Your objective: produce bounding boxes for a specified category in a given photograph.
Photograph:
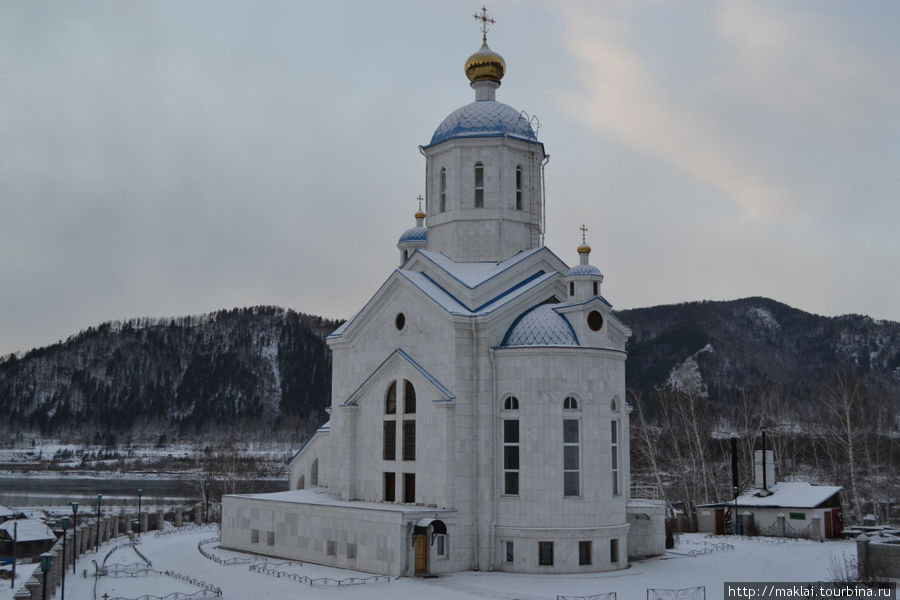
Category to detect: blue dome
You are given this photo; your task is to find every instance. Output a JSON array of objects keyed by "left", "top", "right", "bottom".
[
  {"left": 430, "top": 101, "right": 538, "bottom": 146},
  {"left": 566, "top": 264, "right": 603, "bottom": 277},
  {"left": 502, "top": 305, "right": 579, "bottom": 347},
  {"left": 398, "top": 226, "right": 427, "bottom": 244}
]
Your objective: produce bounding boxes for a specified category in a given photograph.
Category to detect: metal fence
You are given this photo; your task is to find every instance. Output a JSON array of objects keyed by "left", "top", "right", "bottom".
[{"left": 647, "top": 586, "right": 706, "bottom": 600}]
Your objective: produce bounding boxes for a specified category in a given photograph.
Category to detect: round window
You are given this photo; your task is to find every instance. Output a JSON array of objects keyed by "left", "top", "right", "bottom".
[
  {"left": 587, "top": 310, "right": 604, "bottom": 331},
  {"left": 395, "top": 312, "right": 406, "bottom": 331}
]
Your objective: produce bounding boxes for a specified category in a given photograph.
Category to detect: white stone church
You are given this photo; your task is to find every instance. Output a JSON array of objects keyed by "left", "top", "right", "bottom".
[{"left": 222, "top": 25, "right": 664, "bottom": 577}]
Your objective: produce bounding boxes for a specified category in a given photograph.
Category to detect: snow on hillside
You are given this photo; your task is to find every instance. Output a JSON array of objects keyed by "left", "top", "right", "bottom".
[
  {"left": 666, "top": 344, "right": 713, "bottom": 397},
  {"left": 9, "top": 529, "right": 859, "bottom": 600}
]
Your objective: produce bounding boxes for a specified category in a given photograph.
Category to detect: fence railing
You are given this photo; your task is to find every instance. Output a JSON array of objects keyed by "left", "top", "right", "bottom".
[
  {"left": 648, "top": 587, "right": 706, "bottom": 600},
  {"left": 247, "top": 562, "right": 391, "bottom": 586}
]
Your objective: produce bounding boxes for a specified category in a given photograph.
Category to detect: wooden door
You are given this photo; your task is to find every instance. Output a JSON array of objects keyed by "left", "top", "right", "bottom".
[
  {"left": 715, "top": 508, "right": 725, "bottom": 535},
  {"left": 824, "top": 511, "right": 832, "bottom": 538},
  {"left": 414, "top": 534, "right": 427, "bottom": 575}
]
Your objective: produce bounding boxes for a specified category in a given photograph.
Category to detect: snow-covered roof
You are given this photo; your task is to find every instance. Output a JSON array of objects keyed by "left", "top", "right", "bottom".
[
  {"left": 328, "top": 246, "right": 571, "bottom": 341},
  {"left": 502, "top": 304, "right": 579, "bottom": 347},
  {"left": 416, "top": 247, "right": 544, "bottom": 289},
  {"left": 398, "top": 226, "right": 427, "bottom": 244},
  {"left": 735, "top": 482, "right": 842, "bottom": 509},
  {"left": 428, "top": 100, "right": 538, "bottom": 147},
  {"left": 566, "top": 263, "right": 603, "bottom": 277},
  {"left": 0, "top": 504, "right": 13, "bottom": 517},
  {"left": 0, "top": 518, "right": 56, "bottom": 542},
  {"left": 227, "top": 488, "right": 457, "bottom": 516}
]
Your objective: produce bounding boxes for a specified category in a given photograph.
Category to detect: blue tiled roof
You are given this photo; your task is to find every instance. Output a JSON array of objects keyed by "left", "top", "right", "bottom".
[
  {"left": 502, "top": 304, "right": 579, "bottom": 347},
  {"left": 567, "top": 264, "right": 603, "bottom": 277},
  {"left": 398, "top": 226, "right": 427, "bottom": 244},
  {"left": 430, "top": 100, "right": 538, "bottom": 146}
]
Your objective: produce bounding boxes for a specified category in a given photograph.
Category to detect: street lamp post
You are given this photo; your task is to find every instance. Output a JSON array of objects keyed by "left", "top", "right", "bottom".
[
  {"left": 95, "top": 494, "right": 102, "bottom": 552},
  {"left": 60, "top": 516, "right": 69, "bottom": 600},
  {"left": 71, "top": 502, "right": 79, "bottom": 574},
  {"left": 137, "top": 488, "right": 143, "bottom": 537},
  {"left": 204, "top": 482, "right": 210, "bottom": 524},
  {"left": 39, "top": 552, "right": 53, "bottom": 600}
]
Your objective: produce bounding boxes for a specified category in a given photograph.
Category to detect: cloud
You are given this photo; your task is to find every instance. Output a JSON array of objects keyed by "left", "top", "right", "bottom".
[{"left": 554, "top": 1, "right": 900, "bottom": 224}]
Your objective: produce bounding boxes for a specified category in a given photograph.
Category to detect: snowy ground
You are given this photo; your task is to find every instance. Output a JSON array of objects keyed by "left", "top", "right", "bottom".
[{"left": 3, "top": 529, "right": 861, "bottom": 600}]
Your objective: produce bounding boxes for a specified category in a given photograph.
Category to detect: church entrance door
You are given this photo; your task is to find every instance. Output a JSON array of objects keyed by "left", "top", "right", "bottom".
[{"left": 414, "top": 534, "right": 427, "bottom": 575}]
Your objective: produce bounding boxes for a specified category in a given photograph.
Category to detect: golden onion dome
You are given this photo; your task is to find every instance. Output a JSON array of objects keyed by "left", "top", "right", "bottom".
[
  {"left": 465, "top": 42, "right": 506, "bottom": 84},
  {"left": 414, "top": 210, "right": 426, "bottom": 219},
  {"left": 577, "top": 242, "right": 592, "bottom": 255}
]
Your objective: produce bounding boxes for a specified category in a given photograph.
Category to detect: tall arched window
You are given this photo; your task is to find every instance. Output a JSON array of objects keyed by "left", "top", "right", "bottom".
[
  {"left": 440, "top": 167, "right": 447, "bottom": 212},
  {"left": 503, "top": 418, "right": 519, "bottom": 495},
  {"left": 611, "top": 419, "right": 620, "bottom": 496},
  {"left": 563, "top": 419, "right": 580, "bottom": 496},
  {"left": 503, "top": 396, "right": 519, "bottom": 410},
  {"left": 515, "top": 165, "right": 523, "bottom": 210},
  {"left": 310, "top": 458, "right": 319, "bottom": 487},
  {"left": 403, "top": 380, "right": 416, "bottom": 462},
  {"left": 564, "top": 396, "right": 578, "bottom": 410},
  {"left": 474, "top": 162, "right": 484, "bottom": 208},
  {"left": 384, "top": 381, "right": 398, "bottom": 460}
]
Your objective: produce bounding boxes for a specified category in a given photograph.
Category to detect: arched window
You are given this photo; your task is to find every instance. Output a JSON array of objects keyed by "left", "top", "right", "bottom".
[
  {"left": 440, "top": 167, "right": 447, "bottom": 212},
  {"left": 564, "top": 396, "right": 578, "bottom": 410},
  {"left": 474, "top": 162, "right": 484, "bottom": 208},
  {"left": 310, "top": 458, "right": 318, "bottom": 487},
  {"left": 515, "top": 165, "right": 523, "bottom": 210},
  {"left": 403, "top": 250, "right": 408, "bottom": 262},
  {"left": 385, "top": 381, "right": 397, "bottom": 414},
  {"left": 610, "top": 398, "right": 617, "bottom": 412},
  {"left": 404, "top": 380, "right": 416, "bottom": 414},
  {"left": 503, "top": 396, "right": 519, "bottom": 410},
  {"left": 403, "top": 380, "right": 416, "bottom": 462},
  {"left": 569, "top": 282, "right": 575, "bottom": 297},
  {"left": 593, "top": 281, "right": 598, "bottom": 296}
]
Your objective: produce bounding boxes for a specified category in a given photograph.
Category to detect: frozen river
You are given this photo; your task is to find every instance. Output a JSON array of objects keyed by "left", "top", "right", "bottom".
[{"left": 0, "top": 475, "right": 288, "bottom": 508}]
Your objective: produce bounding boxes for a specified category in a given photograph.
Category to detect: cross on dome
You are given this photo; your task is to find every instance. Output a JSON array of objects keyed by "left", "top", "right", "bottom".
[
  {"left": 473, "top": 5, "right": 495, "bottom": 43},
  {"left": 577, "top": 224, "right": 592, "bottom": 259}
]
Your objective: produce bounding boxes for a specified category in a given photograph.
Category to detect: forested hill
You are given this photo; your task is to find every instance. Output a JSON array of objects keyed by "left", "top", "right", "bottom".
[
  {"left": 0, "top": 307, "right": 341, "bottom": 436},
  {"left": 3, "top": 297, "right": 899, "bottom": 439},
  {"left": 616, "top": 296, "right": 900, "bottom": 403}
]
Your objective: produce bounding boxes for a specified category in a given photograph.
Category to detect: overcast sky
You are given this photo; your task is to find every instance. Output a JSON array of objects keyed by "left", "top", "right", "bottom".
[{"left": 2, "top": 1, "right": 898, "bottom": 356}]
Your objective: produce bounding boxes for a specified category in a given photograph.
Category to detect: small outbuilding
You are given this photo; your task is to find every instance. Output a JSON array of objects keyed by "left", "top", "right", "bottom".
[
  {"left": 0, "top": 518, "right": 58, "bottom": 561},
  {"left": 699, "top": 481, "right": 843, "bottom": 540}
]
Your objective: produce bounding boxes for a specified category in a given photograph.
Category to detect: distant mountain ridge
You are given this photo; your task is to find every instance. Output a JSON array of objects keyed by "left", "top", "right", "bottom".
[
  {"left": 0, "top": 306, "right": 340, "bottom": 436},
  {"left": 2, "top": 298, "right": 898, "bottom": 438},
  {"left": 616, "top": 296, "right": 900, "bottom": 403}
]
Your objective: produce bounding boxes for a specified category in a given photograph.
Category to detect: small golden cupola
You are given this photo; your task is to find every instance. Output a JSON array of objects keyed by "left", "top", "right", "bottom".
[
  {"left": 466, "top": 6, "right": 506, "bottom": 101},
  {"left": 397, "top": 195, "right": 428, "bottom": 265},
  {"left": 566, "top": 225, "right": 604, "bottom": 301},
  {"left": 465, "top": 43, "right": 506, "bottom": 85}
]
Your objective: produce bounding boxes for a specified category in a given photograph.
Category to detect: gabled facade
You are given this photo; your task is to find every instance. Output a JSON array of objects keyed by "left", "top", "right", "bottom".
[{"left": 222, "top": 25, "right": 665, "bottom": 577}]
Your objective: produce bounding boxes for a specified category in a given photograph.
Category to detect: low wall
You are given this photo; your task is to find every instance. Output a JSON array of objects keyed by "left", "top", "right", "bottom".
[
  {"left": 857, "top": 538, "right": 900, "bottom": 580},
  {"left": 627, "top": 500, "right": 666, "bottom": 559}
]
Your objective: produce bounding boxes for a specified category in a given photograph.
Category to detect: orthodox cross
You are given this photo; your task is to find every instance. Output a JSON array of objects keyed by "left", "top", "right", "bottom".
[
  {"left": 580, "top": 224, "right": 588, "bottom": 244},
  {"left": 417, "top": 195, "right": 423, "bottom": 212},
  {"left": 473, "top": 5, "right": 495, "bottom": 43}
]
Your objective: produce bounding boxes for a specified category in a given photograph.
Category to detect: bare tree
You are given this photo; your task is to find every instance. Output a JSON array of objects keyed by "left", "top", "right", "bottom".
[{"left": 819, "top": 368, "right": 868, "bottom": 522}]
